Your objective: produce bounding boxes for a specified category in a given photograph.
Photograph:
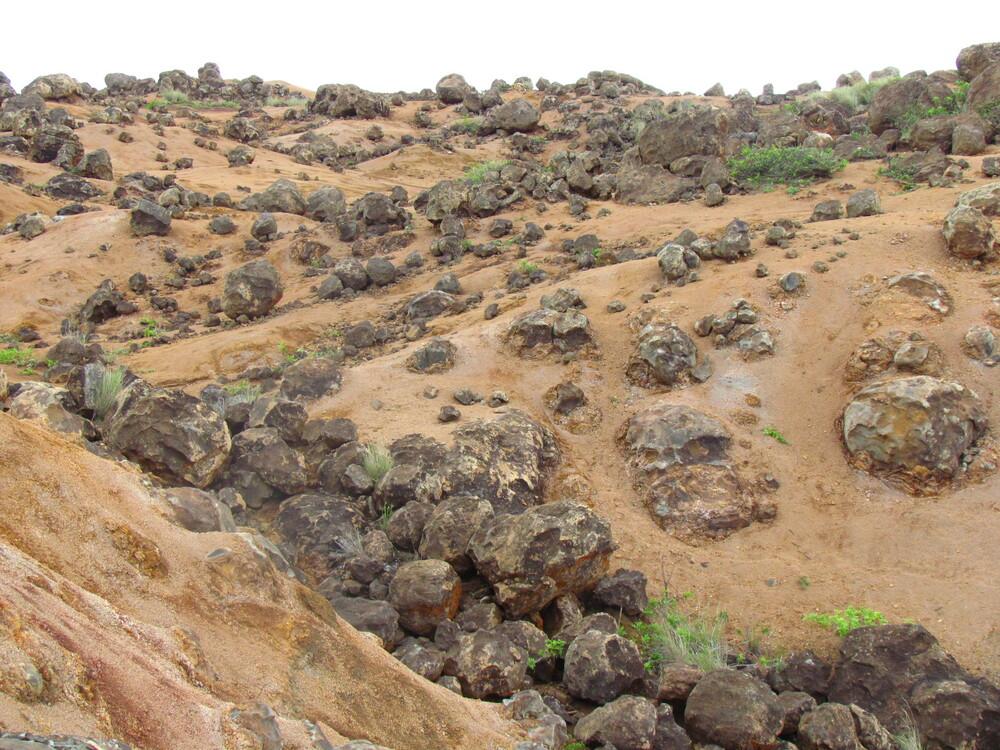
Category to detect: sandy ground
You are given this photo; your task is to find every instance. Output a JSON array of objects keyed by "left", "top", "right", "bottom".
[{"left": 1, "top": 87, "right": 999, "bottom": 703}]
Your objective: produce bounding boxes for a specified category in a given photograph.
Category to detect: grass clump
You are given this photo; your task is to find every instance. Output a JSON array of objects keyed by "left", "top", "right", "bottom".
[
  {"left": 803, "top": 607, "right": 886, "bottom": 636},
  {"left": 87, "top": 366, "right": 127, "bottom": 420},
  {"left": 265, "top": 96, "right": 308, "bottom": 107},
  {"left": 877, "top": 156, "right": 922, "bottom": 192},
  {"left": 763, "top": 426, "right": 790, "bottom": 445},
  {"left": 810, "top": 77, "right": 895, "bottom": 110},
  {"left": 362, "top": 442, "right": 394, "bottom": 483},
  {"left": 629, "top": 592, "right": 729, "bottom": 673},
  {"left": 727, "top": 146, "right": 846, "bottom": 192},
  {"left": 463, "top": 160, "right": 509, "bottom": 183}
]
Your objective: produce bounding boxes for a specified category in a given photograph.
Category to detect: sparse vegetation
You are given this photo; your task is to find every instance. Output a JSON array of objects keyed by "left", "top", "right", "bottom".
[
  {"left": 763, "top": 426, "right": 790, "bottom": 445},
  {"left": 877, "top": 157, "right": 922, "bottom": 192},
  {"left": 265, "top": 96, "right": 307, "bottom": 107},
  {"left": 517, "top": 259, "right": 539, "bottom": 274},
  {"left": 893, "top": 81, "right": 970, "bottom": 137},
  {"left": 87, "top": 366, "right": 127, "bottom": 420},
  {"left": 804, "top": 607, "right": 887, "bottom": 636},
  {"left": 463, "top": 160, "right": 509, "bottom": 183},
  {"left": 727, "top": 146, "right": 846, "bottom": 192},
  {"left": 809, "top": 77, "right": 895, "bottom": 110},
  {"left": 362, "top": 442, "right": 394, "bottom": 483},
  {"left": 627, "top": 591, "right": 729, "bottom": 673}
]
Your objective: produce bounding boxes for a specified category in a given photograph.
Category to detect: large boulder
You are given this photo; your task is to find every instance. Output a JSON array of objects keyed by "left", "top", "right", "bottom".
[
  {"left": 638, "top": 108, "right": 729, "bottom": 167},
  {"left": 869, "top": 76, "right": 953, "bottom": 135},
  {"left": 304, "top": 186, "right": 347, "bottom": 222},
  {"left": 493, "top": 97, "right": 540, "bottom": 132},
  {"left": 956, "top": 182, "right": 1000, "bottom": 217},
  {"left": 574, "top": 695, "right": 691, "bottom": 750},
  {"left": 442, "top": 630, "right": 527, "bottom": 699},
  {"left": 562, "top": 630, "right": 645, "bottom": 704},
  {"left": 636, "top": 322, "right": 698, "bottom": 385},
  {"left": 274, "top": 492, "right": 363, "bottom": 564},
  {"left": 614, "top": 166, "right": 697, "bottom": 205},
  {"left": 311, "top": 84, "right": 389, "bottom": 119},
  {"left": 240, "top": 178, "right": 306, "bottom": 215},
  {"left": 967, "top": 60, "right": 1000, "bottom": 110},
  {"left": 943, "top": 205, "right": 998, "bottom": 259},
  {"left": 46, "top": 173, "right": 102, "bottom": 201},
  {"left": 23, "top": 74, "right": 81, "bottom": 100},
  {"left": 797, "top": 702, "right": 893, "bottom": 750},
  {"left": 624, "top": 403, "right": 758, "bottom": 540},
  {"left": 436, "top": 74, "right": 473, "bottom": 104},
  {"left": 104, "top": 385, "right": 231, "bottom": 488},
  {"left": 130, "top": 199, "right": 171, "bottom": 236},
  {"left": 467, "top": 500, "right": 616, "bottom": 618},
  {"left": 418, "top": 495, "right": 494, "bottom": 574},
  {"left": 685, "top": 669, "right": 783, "bottom": 749},
  {"left": 279, "top": 356, "right": 342, "bottom": 401},
  {"left": 77, "top": 148, "right": 114, "bottom": 181},
  {"left": 828, "top": 624, "right": 1000, "bottom": 744},
  {"left": 226, "top": 427, "right": 308, "bottom": 504},
  {"left": 506, "top": 308, "right": 597, "bottom": 358},
  {"left": 842, "top": 376, "right": 988, "bottom": 478},
  {"left": 436, "top": 409, "right": 559, "bottom": 513},
  {"left": 388, "top": 559, "right": 461, "bottom": 636},
  {"left": 958, "top": 43, "right": 1000, "bottom": 81},
  {"left": 221, "top": 259, "right": 283, "bottom": 320}
]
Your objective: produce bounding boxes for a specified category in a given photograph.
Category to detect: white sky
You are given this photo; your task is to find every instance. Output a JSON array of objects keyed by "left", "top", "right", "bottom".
[{"left": 4, "top": 2, "right": 997, "bottom": 96}]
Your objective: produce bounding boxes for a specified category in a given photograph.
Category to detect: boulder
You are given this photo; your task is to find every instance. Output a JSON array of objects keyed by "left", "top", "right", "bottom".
[
  {"left": 869, "top": 77, "right": 953, "bottom": 135},
  {"left": 574, "top": 695, "right": 691, "bottom": 750},
  {"left": 221, "top": 260, "right": 283, "bottom": 320},
  {"left": 624, "top": 403, "right": 757, "bottom": 539},
  {"left": 967, "top": 60, "right": 1000, "bottom": 109},
  {"left": 797, "top": 702, "right": 893, "bottom": 750},
  {"left": 279, "top": 356, "right": 342, "bottom": 401},
  {"left": 328, "top": 596, "right": 402, "bottom": 649},
  {"left": 45, "top": 173, "right": 102, "bottom": 201},
  {"left": 958, "top": 43, "right": 1000, "bottom": 81},
  {"left": 388, "top": 559, "right": 461, "bottom": 636},
  {"left": 241, "top": 178, "right": 306, "bottom": 215},
  {"left": 8, "top": 382, "right": 87, "bottom": 435},
  {"left": 956, "top": 182, "right": 1000, "bottom": 217},
  {"left": 274, "top": 492, "right": 363, "bottom": 563},
  {"left": 827, "top": 624, "right": 1000, "bottom": 743},
  {"left": 493, "top": 98, "right": 540, "bottom": 132},
  {"left": 593, "top": 569, "right": 649, "bottom": 616},
  {"left": 407, "top": 290, "right": 458, "bottom": 323},
  {"left": 506, "top": 308, "right": 596, "bottom": 357},
  {"left": 563, "top": 630, "right": 645, "bottom": 704},
  {"left": 638, "top": 108, "right": 729, "bottom": 166},
  {"left": 942, "top": 205, "right": 997, "bottom": 259},
  {"left": 436, "top": 74, "right": 472, "bottom": 104},
  {"left": 636, "top": 322, "right": 698, "bottom": 385},
  {"left": 23, "top": 73, "right": 81, "bottom": 100},
  {"left": 305, "top": 186, "right": 347, "bottom": 222},
  {"left": 227, "top": 427, "right": 308, "bottom": 503},
  {"left": 104, "top": 385, "right": 231, "bottom": 488},
  {"left": 684, "top": 669, "right": 783, "bottom": 749},
  {"left": 846, "top": 189, "right": 882, "bottom": 218},
  {"left": 468, "top": 500, "right": 616, "bottom": 618},
  {"left": 842, "top": 376, "right": 987, "bottom": 477},
  {"left": 77, "top": 148, "right": 114, "bottom": 181},
  {"left": 443, "top": 630, "right": 527, "bottom": 699},
  {"left": 436, "top": 409, "right": 559, "bottom": 513},
  {"left": 418, "top": 495, "right": 494, "bottom": 574},
  {"left": 130, "top": 199, "right": 172, "bottom": 236},
  {"left": 311, "top": 84, "right": 389, "bottom": 119},
  {"left": 406, "top": 337, "right": 457, "bottom": 373}
]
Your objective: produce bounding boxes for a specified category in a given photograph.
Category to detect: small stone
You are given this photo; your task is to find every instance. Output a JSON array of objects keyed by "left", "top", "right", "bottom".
[
  {"left": 438, "top": 405, "right": 461, "bottom": 422},
  {"left": 607, "top": 300, "right": 626, "bottom": 313},
  {"left": 813, "top": 261, "right": 829, "bottom": 273},
  {"left": 755, "top": 263, "right": 769, "bottom": 278}
]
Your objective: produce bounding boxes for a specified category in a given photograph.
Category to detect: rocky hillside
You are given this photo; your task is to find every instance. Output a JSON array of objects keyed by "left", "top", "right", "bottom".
[{"left": 1, "top": 46, "right": 1000, "bottom": 750}]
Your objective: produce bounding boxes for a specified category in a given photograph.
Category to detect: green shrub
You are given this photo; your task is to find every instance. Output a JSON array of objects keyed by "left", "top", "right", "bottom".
[
  {"left": 362, "top": 442, "right": 394, "bottom": 482},
  {"left": 803, "top": 607, "right": 886, "bottom": 636},
  {"left": 0, "top": 347, "right": 38, "bottom": 368},
  {"left": 727, "top": 147, "right": 846, "bottom": 191},
  {"left": 463, "top": 160, "right": 509, "bottom": 183},
  {"left": 88, "top": 366, "right": 127, "bottom": 420},
  {"left": 877, "top": 157, "right": 922, "bottom": 192},
  {"left": 763, "top": 427, "right": 790, "bottom": 445}
]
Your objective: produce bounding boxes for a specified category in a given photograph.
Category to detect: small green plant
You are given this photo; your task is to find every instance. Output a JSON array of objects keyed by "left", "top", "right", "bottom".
[
  {"left": 518, "top": 259, "right": 539, "bottom": 274},
  {"left": 0, "top": 347, "right": 39, "bottom": 369},
  {"left": 362, "top": 442, "right": 394, "bottom": 483},
  {"left": 139, "top": 317, "right": 159, "bottom": 338},
  {"left": 798, "top": 575, "right": 811, "bottom": 590},
  {"left": 763, "top": 427, "right": 790, "bottom": 445},
  {"left": 893, "top": 712, "right": 925, "bottom": 750},
  {"left": 544, "top": 638, "right": 567, "bottom": 659},
  {"left": 562, "top": 743, "right": 587, "bottom": 750},
  {"left": 277, "top": 342, "right": 308, "bottom": 363},
  {"left": 877, "top": 157, "right": 922, "bottom": 192},
  {"left": 591, "top": 248, "right": 614, "bottom": 266},
  {"left": 455, "top": 115, "right": 480, "bottom": 134},
  {"left": 803, "top": 607, "right": 886, "bottom": 636},
  {"left": 463, "top": 160, "right": 509, "bottom": 183},
  {"left": 0, "top": 333, "right": 17, "bottom": 343},
  {"left": 376, "top": 504, "right": 394, "bottom": 530},
  {"left": 728, "top": 147, "right": 846, "bottom": 191},
  {"left": 87, "top": 366, "right": 127, "bottom": 420},
  {"left": 161, "top": 88, "right": 189, "bottom": 103}
]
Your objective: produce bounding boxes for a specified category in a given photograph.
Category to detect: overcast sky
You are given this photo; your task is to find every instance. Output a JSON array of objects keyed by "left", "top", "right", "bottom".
[{"left": 4, "top": 2, "right": 996, "bottom": 96}]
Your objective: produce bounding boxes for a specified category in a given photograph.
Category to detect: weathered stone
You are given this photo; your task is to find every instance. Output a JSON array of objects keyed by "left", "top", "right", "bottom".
[
  {"left": 130, "top": 199, "right": 171, "bottom": 236},
  {"left": 468, "top": 500, "right": 615, "bottom": 618},
  {"left": 388, "top": 559, "right": 461, "bottom": 636},
  {"left": 563, "top": 630, "right": 644, "bottom": 704},
  {"left": 443, "top": 630, "right": 527, "bottom": 699},
  {"left": 685, "top": 669, "right": 783, "bottom": 749},
  {"left": 221, "top": 259, "right": 283, "bottom": 320},
  {"left": 843, "top": 376, "right": 987, "bottom": 477}
]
